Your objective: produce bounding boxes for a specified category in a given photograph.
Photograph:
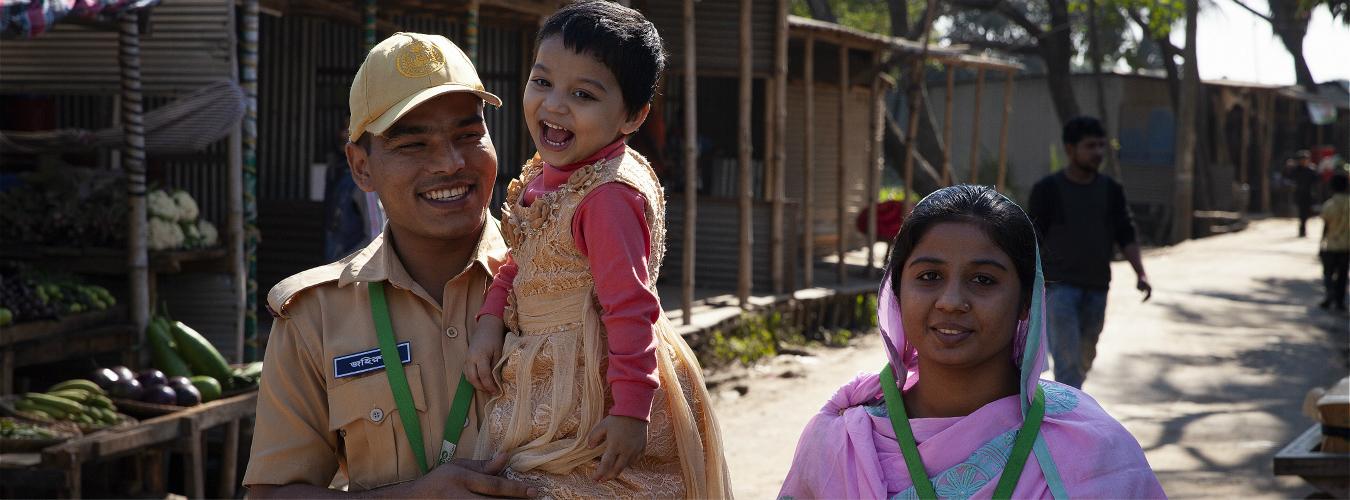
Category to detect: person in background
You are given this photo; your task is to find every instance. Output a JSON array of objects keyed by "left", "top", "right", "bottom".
[
  {"left": 1319, "top": 173, "right": 1349, "bottom": 312},
  {"left": 1028, "top": 116, "right": 1151, "bottom": 390}
]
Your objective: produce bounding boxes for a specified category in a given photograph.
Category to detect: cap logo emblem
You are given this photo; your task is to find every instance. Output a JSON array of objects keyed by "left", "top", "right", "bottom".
[{"left": 396, "top": 40, "right": 446, "bottom": 78}]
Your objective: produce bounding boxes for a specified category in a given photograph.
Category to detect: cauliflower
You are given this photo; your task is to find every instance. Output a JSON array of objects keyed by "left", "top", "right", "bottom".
[
  {"left": 197, "top": 220, "right": 219, "bottom": 247},
  {"left": 172, "top": 190, "right": 199, "bottom": 222},
  {"left": 147, "top": 190, "right": 180, "bottom": 221},
  {"left": 148, "top": 216, "right": 185, "bottom": 250}
]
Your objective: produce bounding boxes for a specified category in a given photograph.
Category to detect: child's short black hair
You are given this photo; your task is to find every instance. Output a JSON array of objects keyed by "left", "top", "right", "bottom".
[
  {"left": 537, "top": 0, "right": 666, "bottom": 119},
  {"left": 1332, "top": 173, "right": 1349, "bottom": 193},
  {"left": 1062, "top": 116, "right": 1107, "bottom": 146}
]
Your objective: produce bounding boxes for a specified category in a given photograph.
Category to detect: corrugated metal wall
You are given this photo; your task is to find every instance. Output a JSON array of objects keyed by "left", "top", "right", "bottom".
[
  {"left": 665, "top": 199, "right": 798, "bottom": 292},
  {"left": 784, "top": 81, "right": 874, "bottom": 255},
  {"left": 642, "top": 0, "right": 775, "bottom": 75},
  {"left": 0, "top": 0, "right": 234, "bottom": 94}
]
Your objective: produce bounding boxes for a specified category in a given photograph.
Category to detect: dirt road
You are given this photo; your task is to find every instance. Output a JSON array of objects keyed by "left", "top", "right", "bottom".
[{"left": 711, "top": 218, "right": 1348, "bottom": 498}]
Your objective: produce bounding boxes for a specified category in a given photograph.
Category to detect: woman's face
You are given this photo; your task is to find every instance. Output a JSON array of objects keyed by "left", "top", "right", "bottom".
[{"left": 898, "top": 221, "right": 1026, "bottom": 373}]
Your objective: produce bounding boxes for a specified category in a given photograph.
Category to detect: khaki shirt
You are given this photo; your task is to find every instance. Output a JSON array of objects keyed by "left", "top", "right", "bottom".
[{"left": 243, "top": 220, "right": 507, "bottom": 491}]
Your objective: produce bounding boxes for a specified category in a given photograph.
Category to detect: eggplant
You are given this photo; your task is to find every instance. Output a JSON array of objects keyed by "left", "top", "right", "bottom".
[
  {"left": 111, "top": 378, "right": 144, "bottom": 400},
  {"left": 111, "top": 366, "right": 135, "bottom": 383},
  {"left": 142, "top": 384, "right": 177, "bottom": 405},
  {"left": 91, "top": 368, "right": 120, "bottom": 390},
  {"left": 136, "top": 369, "right": 167, "bottom": 389},
  {"left": 167, "top": 376, "right": 192, "bottom": 389},
  {"left": 175, "top": 384, "right": 202, "bottom": 406}
]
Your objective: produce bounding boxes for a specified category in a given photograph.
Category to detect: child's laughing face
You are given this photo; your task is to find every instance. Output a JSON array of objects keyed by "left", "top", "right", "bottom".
[{"left": 524, "top": 36, "right": 649, "bottom": 166}]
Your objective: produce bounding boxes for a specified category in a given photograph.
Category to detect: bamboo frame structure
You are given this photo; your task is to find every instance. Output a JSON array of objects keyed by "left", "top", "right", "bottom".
[
  {"left": 996, "top": 70, "right": 1014, "bottom": 191},
  {"left": 835, "top": 42, "right": 848, "bottom": 284},
  {"left": 737, "top": 0, "right": 753, "bottom": 307},
  {"left": 681, "top": 0, "right": 697, "bottom": 324},
  {"left": 967, "top": 67, "right": 985, "bottom": 184},
  {"left": 801, "top": 35, "right": 815, "bottom": 289}
]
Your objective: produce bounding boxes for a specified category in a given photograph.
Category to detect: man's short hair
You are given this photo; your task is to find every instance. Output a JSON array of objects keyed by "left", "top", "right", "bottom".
[
  {"left": 1062, "top": 116, "right": 1107, "bottom": 146},
  {"left": 537, "top": 0, "right": 666, "bottom": 119}
]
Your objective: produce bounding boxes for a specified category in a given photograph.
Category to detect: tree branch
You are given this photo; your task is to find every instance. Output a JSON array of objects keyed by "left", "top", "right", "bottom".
[
  {"left": 1229, "top": 0, "right": 1273, "bottom": 23},
  {"left": 950, "top": 37, "right": 1039, "bottom": 55},
  {"left": 948, "top": 0, "right": 1045, "bottom": 37}
]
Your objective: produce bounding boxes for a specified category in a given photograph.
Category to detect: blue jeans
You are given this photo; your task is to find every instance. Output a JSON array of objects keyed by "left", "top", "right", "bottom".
[{"left": 1045, "top": 283, "right": 1108, "bottom": 389}]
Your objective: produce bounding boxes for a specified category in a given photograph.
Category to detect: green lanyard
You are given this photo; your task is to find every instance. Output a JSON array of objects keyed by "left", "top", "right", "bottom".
[
  {"left": 879, "top": 363, "right": 1045, "bottom": 500},
  {"left": 368, "top": 282, "right": 476, "bottom": 474}
]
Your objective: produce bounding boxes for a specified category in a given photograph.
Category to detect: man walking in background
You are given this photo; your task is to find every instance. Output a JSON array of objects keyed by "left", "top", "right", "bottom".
[{"left": 1029, "top": 116, "right": 1152, "bottom": 389}]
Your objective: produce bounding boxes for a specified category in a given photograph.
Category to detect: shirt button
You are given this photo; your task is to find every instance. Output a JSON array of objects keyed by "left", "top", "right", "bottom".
[
  {"left": 369, "top": 407, "right": 384, "bottom": 423},
  {"left": 446, "top": 326, "right": 459, "bottom": 338}
]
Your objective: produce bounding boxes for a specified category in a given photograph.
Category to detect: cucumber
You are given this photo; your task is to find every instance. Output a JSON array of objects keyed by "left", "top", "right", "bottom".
[
  {"left": 189, "top": 376, "right": 222, "bottom": 402},
  {"left": 170, "top": 321, "right": 233, "bottom": 386},
  {"left": 149, "top": 318, "right": 193, "bottom": 378}
]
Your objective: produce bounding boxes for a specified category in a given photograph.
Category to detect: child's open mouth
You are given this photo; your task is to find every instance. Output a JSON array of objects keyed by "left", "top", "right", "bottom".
[{"left": 540, "top": 120, "right": 574, "bottom": 152}]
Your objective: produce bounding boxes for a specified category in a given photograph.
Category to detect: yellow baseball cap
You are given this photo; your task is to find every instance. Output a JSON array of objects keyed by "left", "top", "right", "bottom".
[{"left": 348, "top": 32, "right": 502, "bottom": 142}]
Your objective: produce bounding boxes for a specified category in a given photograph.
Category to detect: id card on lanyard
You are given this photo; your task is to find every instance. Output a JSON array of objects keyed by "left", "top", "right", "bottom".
[{"left": 368, "top": 281, "right": 475, "bottom": 474}]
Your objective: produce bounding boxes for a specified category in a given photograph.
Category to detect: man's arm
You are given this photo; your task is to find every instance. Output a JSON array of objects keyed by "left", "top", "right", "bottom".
[
  {"left": 1027, "top": 178, "right": 1053, "bottom": 241},
  {"left": 249, "top": 455, "right": 536, "bottom": 499},
  {"left": 1110, "top": 181, "right": 1151, "bottom": 301}
]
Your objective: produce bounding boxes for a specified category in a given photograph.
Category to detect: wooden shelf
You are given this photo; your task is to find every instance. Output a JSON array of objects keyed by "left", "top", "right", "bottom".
[
  {"left": 0, "top": 307, "right": 128, "bottom": 348},
  {"left": 0, "top": 246, "right": 228, "bottom": 275}
]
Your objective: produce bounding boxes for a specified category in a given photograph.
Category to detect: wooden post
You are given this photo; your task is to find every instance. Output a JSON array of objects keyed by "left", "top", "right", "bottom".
[
  {"left": 1259, "top": 92, "right": 1274, "bottom": 212},
  {"left": 1238, "top": 92, "right": 1252, "bottom": 211},
  {"left": 737, "top": 0, "right": 753, "bottom": 307},
  {"left": 942, "top": 68, "right": 954, "bottom": 186},
  {"left": 836, "top": 43, "right": 848, "bottom": 285},
  {"left": 242, "top": 0, "right": 260, "bottom": 359},
  {"left": 1171, "top": 0, "right": 1199, "bottom": 244},
  {"left": 219, "top": 420, "right": 241, "bottom": 498},
  {"left": 120, "top": 11, "right": 150, "bottom": 346},
  {"left": 227, "top": 0, "right": 245, "bottom": 363},
  {"left": 466, "top": 0, "right": 480, "bottom": 64},
  {"left": 681, "top": 0, "right": 697, "bottom": 324},
  {"left": 904, "top": 0, "right": 937, "bottom": 212},
  {"left": 802, "top": 35, "right": 816, "bottom": 288},
  {"left": 772, "top": 0, "right": 788, "bottom": 294},
  {"left": 867, "top": 54, "right": 884, "bottom": 277},
  {"left": 968, "top": 67, "right": 986, "bottom": 184},
  {"left": 996, "top": 70, "right": 1014, "bottom": 192}
]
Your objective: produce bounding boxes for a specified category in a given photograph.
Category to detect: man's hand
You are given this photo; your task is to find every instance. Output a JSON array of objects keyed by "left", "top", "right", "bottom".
[
  {"left": 585, "top": 415, "right": 648, "bottom": 483},
  {"left": 396, "top": 454, "right": 537, "bottom": 498},
  {"left": 246, "top": 454, "right": 536, "bottom": 498},
  {"left": 466, "top": 315, "right": 506, "bottom": 394},
  {"left": 1137, "top": 275, "right": 1152, "bottom": 302}
]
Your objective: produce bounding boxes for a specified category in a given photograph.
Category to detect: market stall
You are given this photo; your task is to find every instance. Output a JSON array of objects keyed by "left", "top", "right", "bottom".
[{"left": 1, "top": 0, "right": 260, "bottom": 496}]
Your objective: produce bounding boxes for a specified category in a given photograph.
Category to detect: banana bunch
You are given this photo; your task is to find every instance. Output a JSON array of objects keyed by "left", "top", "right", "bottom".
[{"left": 14, "top": 379, "right": 121, "bottom": 429}]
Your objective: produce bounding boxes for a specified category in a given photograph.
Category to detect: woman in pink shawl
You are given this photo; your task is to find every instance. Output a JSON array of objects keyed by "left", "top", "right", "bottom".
[{"left": 780, "top": 185, "right": 1164, "bottom": 499}]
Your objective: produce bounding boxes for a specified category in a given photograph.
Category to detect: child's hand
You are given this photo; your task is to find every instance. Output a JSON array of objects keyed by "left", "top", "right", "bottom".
[
  {"left": 466, "top": 315, "right": 507, "bottom": 394},
  {"left": 585, "top": 415, "right": 648, "bottom": 482}
]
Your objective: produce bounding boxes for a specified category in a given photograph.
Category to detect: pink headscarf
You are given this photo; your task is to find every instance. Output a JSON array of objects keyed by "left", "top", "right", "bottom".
[{"left": 779, "top": 191, "right": 1165, "bottom": 500}]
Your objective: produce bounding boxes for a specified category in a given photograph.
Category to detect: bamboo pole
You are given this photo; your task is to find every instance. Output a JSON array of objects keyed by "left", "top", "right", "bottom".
[
  {"left": 467, "top": 0, "right": 480, "bottom": 64},
  {"left": 242, "top": 0, "right": 260, "bottom": 359},
  {"left": 802, "top": 35, "right": 815, "bottom": 289},
  {"left": 737, "top": 0, "right": 753, "bottom": 307},
  {"left": 836, "top": 43, "right": 848, "bottom": 285},
  {"left": 866, "top": 53, "right": 884, "bottom": 278},
  {"left": 771, "top": 0, "right": 788, "bottom": 293},
  {"left": 942, "top": 68, "right": 954, "bottom": 186},
  {"left": 1238, "top": 92, "right": 1252, "bottom": 202},
  {"left": 227, "top": 0, "right": 245, "bottom": 363},
  {"left": 903, "top": 0, "right": 937, "bottom": 214},
  {"left": 120, "top": 11, "right": 150, "bottom": 346},
  {"left": 968, "top": 67, "right": 985, "bottom": 184},
  {"left": 996, "top": 70, "right": 1014, "bottom": 192},
  {"left": 682, "top": 0, "right": 697, "bottom": 325},
  {"left": 1259, "top": 93, "right": 1274, "bottom": 212}
]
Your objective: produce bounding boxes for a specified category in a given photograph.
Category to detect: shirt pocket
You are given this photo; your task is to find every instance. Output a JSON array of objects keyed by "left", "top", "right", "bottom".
[{"left": 327, "top": 363, "right": 429, "bottom": 490}]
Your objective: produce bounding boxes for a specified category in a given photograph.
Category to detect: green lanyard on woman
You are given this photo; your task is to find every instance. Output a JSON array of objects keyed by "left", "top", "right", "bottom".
[
  {"left": 369, "top": 281, "right": 475, "bottom": 474},
  {"left": 879, "top": 363, "right": 1045, "bottom": 500}
]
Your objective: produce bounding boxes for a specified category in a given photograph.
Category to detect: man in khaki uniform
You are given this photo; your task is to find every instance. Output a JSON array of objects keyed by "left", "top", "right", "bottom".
[{"left": 245, "top": 33, "right": 534, "bottom": 498}]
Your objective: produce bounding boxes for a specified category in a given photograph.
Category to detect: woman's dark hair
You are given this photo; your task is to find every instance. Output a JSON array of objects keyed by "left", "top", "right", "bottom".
[
  {"left": 888, "top": 185, "right": 1038, "bottom": 305},
  {"left": 537, "top": 1, "right": 666, "bottom": 119}
]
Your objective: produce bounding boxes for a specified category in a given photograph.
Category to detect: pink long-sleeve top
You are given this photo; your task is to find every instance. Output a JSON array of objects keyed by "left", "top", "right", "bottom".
[{"left": 478, "top": 139, "right": 660, "bottom": 421}]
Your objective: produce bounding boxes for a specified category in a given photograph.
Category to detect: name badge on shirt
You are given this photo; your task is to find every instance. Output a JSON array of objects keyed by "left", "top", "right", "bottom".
[{"left": 333, "top": 342, "right": 411, "bottom": 379}]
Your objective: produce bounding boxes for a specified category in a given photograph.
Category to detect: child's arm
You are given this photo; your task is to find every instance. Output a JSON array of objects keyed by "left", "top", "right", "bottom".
[
  {"left": 574, "top": 183, "right": 661, "bottom": 481},
  {"left": 466, "top": 254, "right": 517, "bottom": 394}
]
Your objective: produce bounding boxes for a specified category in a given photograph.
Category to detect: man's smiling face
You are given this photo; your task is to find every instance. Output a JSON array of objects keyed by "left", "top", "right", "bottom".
[{"left": 346, "top": 92, "right": 497, "bottom": 243}]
